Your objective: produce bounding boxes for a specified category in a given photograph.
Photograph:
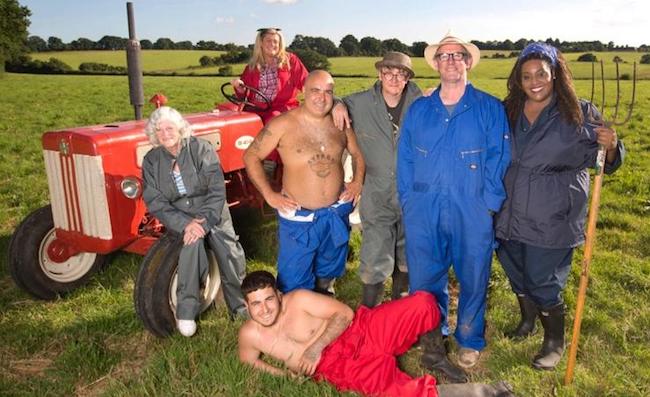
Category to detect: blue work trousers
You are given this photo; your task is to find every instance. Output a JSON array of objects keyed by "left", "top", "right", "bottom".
[
  {"left": 276, "top": 201, "right": 353, "bottom": 293},
  {"left": 403, "top": 191, "right": 494, "bottom": 351}
]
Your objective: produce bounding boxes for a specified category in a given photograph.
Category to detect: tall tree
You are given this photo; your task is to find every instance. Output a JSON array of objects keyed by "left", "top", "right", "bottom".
[
  {"left": 410, "top": 41, "right": 428, "bottom": 57},
  {"left": 1, "top": 0, "right": 31, "bottom": 72},
  {"left": 359, "top": 36, "right": 382, "bottom": 56},
  {"left": 97, "top": 35, "right": 127, "bottom": 50},
  {"left": 27, "top": 35, "right": 47, "bottom": 52},
  {"left": 175, "top": 40, "right": 193, "bottom": 50},
  {"left": 47, "top": 36, "right": 66, "bottom": 51},
  {"left": 140, "top": 39, "right": 153, "bottom": 50},
  {"left": 381, "top": 38, "right": 409, "bottom": 54},
  {"left": 69, "top": 37, "right": 95, "bottom": 51},
  {"left": 153, "top": 37, "right": 175, "bottom": 50},
  {"left": 339, "top": 34, "right": 360, "bottom": 56}
]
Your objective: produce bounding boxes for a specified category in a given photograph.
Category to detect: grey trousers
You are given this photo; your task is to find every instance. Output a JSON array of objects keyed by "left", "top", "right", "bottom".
[
  {"left": 176, "top": 207, "right": 247, "bottom": 320},
  {"left": 358, "top": 189, "right": 408, "bottom": 285}
]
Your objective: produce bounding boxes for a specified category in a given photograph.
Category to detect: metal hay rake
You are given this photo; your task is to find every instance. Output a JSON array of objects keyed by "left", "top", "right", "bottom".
[{"left": 564, "top": 60, "right": 637, "bottom": 385}]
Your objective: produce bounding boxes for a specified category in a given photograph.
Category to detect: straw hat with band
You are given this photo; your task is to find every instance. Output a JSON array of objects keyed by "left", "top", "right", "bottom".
[
  {"left": 424, "top": 35, "right": 480, "bottom": 71},
  {"left": 374, "top": 51, "right": 415, "bottom": 79}
]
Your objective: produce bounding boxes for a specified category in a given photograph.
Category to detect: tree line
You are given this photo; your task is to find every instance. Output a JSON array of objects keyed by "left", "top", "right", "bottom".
[{"left": 25, "top": 34, "right": 650, "bottom": 57}]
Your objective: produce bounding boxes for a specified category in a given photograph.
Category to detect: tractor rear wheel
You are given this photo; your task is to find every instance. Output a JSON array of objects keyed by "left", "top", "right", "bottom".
[
  {"left": 134, "top": 233, "right": 222, "bottom": 337},
  {"left": 7, "top": 205, "right": 107, "bottom": 300}
]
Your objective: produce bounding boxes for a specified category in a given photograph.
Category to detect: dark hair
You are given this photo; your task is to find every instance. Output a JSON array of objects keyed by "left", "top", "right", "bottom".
[
  {"left": 241, "top": 270, "right": 277, "bottom": 297},
  {"left": 504, "top": 50, "right": 583, "bottom": 127}
]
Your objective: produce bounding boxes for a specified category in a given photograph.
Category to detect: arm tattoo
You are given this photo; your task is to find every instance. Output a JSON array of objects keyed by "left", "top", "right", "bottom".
[
  {"left": 250, "top": 126, "right": 273, "bottom": 153},
  {"left": 303, "top": 313, "right": 351, "bottom": 361}
]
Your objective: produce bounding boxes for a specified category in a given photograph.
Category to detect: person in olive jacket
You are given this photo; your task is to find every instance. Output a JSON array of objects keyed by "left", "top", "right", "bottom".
[
  {"left": 332, "top": 52, "right": 422, "bottom": 308},
  {"left": 494, "top": 43, "right": 624, "bottom": 370},
  {"left": 142, "top": 106, "right": 247, "bottom": 337}
]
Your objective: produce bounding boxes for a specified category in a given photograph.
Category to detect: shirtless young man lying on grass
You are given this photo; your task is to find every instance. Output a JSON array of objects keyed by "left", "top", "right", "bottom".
[{"left": 237, "top": 270, "right": 515, "bottom": 397}]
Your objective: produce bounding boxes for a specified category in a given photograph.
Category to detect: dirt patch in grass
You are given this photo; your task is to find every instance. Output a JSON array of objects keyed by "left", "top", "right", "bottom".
[
  {"left": 74, "top": 331, "right": 153, "bottom": 396},
  {"left": 8, "top": 357, "right": 54, "bottom": 378}
]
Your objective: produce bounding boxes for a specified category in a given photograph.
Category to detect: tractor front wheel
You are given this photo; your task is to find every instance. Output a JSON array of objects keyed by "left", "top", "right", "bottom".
[
  {"left": 7, "top": 205, "right": 107, "bottom": 300},
  {"left": 134, "top": 233, "right": 222, "bottom": 337}
]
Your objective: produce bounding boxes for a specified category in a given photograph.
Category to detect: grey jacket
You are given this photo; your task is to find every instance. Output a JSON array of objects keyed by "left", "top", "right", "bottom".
[
  {"left": 344, "top": 80, "right": 422, "bottom": 193},
  {"left": 494, "top": 99, "right": 624, "bottom": 248},
  {"left": 142, "top": 136, "right": 226, "bottom": 234}
]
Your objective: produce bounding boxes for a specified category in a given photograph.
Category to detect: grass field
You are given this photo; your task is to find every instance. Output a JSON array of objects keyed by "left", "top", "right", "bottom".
[
  {"left": 0, "top": 71, "right": 649, "bottom": 397},
  {"left": 29, "top": 50, "right": 650, "bottom": 80}
]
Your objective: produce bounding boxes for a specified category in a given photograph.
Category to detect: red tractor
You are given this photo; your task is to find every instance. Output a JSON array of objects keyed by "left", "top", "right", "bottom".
[{"left": 7, "top": 84, "right": 272, "bottom": 337}]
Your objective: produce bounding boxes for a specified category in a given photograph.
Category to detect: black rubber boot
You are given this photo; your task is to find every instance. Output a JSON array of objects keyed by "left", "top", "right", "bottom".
[
  {"left": 532, "top": 303, "right": 565, "bottom": 370},
  {"left": 314, "top": 277, "right": 335, "bottom": 296},
  {"left": 361, "top": 282, "right": 384, "bottom": 307},
  {"left": 391, "top": 267, "right": 409, "bottom": 300},
  {"left": 420, "top": 325, "right": 468, "bottom": 383},
  {"left": 505, "top": 294, "right": 537, "bottom": 339},
  {"left": 436, "top": 381, "right": 516, "bottom": 397}
]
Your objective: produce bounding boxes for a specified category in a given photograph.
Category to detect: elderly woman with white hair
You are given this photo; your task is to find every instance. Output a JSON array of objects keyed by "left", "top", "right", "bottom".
[{"left": 142, "top": 106, "right": 247, "bottom": 337}]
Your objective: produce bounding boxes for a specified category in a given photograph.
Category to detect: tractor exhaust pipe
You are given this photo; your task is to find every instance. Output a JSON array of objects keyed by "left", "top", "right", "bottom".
[{"left": 126, "top": 2, "right": 144, "bottom": 120}]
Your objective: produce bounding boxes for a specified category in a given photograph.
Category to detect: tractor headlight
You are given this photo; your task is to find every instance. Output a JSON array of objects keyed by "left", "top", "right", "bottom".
[{"left": 120, "top": 177, "right": 142, "bottom": 199}]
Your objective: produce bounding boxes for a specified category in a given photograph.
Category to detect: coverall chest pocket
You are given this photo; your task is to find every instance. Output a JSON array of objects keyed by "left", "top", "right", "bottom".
[{"left": 459, "top": 148, "right": 485, "bottom": 195}]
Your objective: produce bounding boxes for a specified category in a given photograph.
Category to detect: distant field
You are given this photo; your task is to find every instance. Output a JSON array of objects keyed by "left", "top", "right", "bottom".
[
  {"left": 30, "top": 50, "right": 226, "bottom": 72},
  {"left": 30, "top": 50, "right": 649, "bottom": 79}
]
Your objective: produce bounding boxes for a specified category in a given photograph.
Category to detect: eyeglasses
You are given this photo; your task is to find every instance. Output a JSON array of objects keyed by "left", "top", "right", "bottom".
[
  {"left": 381, "top": 69, "right": 409, "bottom": 81},
  {"left": 435, "top": 52, "right": 467, "bottom": 62}
]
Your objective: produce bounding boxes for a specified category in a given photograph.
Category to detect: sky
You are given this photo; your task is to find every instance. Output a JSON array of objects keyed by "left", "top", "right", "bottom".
[{"left": 19, "top": 0, "right": 649, "bottom": 47}]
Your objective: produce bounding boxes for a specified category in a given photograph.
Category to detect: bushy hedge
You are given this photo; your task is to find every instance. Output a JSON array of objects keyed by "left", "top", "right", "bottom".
[
  {"left": 292, "top": 49, "right": 330, "bottom": 71},
  {"left": 199, "top": 50, "right": 250, "bottom": 68},
  {"left": 78, "top": 62, "right": 127, "bottom": 74},
  {"left": 577, "top": 53, "right": 597, "bottom": 62},
  {"left": 5, "top": 55, "right": 72, "bottom": 74}
]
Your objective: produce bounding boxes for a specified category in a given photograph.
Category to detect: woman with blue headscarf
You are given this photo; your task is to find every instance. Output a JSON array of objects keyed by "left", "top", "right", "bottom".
[{"left": 494, "top": 43, "right": 624, "bottom": 370}]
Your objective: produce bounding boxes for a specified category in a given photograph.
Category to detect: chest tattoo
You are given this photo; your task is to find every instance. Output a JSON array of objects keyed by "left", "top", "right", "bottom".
[{"left": 309, "top": 153, "right": 335, "bottom": 178}]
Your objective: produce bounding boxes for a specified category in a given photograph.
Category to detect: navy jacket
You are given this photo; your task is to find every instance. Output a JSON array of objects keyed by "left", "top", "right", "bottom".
[{"left": 494, "top": 99, "right": 624, "bottom": 248}]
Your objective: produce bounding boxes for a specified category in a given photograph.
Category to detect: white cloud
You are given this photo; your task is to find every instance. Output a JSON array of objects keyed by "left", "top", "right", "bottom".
[
  {"left": 262, "top": 0, "right": 298, "bottom": 4},
  {"left": 215, "top": 16, "right": 235, "bottom": 24}
]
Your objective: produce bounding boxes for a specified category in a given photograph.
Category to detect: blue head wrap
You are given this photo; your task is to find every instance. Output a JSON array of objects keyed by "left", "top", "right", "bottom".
[{"left": 519, "top": 42, "right": 558, "bottom": 67}]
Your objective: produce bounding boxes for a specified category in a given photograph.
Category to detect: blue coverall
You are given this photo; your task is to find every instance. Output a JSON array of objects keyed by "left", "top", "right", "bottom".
[{"left": 397, "top": 84, "right": 511, "bottom": 350}]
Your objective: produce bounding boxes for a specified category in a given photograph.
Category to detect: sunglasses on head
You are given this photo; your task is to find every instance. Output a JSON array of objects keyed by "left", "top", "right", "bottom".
[{"left": 257, "top": 28, "right": 281, "bottom": 34}]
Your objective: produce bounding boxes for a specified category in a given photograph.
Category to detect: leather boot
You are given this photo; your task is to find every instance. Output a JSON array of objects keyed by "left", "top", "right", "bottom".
[
  {"left": 391, "top": 267, "right": 409, "bottom": 300},
  {"left": 505, "top": 294, "right": 537, "bottom": 339},
  {"left": 436, "top": 381, "right": 515, "bottom": 397},
  {"left": 420, "top": 325, "right": 468, "bottom": 383},
  {"left": 532, "top": 303, "right": 565, "bottom": 370},
  {"left": 314, "top": 277, "right": 335, "bottom": 296},
  {"left": 361, "top": 282, "right": 384, "bottom": 307}
]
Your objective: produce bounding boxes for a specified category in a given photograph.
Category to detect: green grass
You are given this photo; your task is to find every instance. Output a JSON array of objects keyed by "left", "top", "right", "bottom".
[
  {"left": 0, "top": 71, "right": 649, "bottom": 396},
  {"left": 29, "top": 50, "right": 650, "bottom": 80},
  {"left": 30, "top": 50, "right": 226, "bottom": 73}
]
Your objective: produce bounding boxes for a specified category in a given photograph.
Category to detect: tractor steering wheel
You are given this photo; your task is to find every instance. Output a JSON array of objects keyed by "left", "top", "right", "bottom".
[{"left": 220, "top": 82, "right": 272, "bottom": 113}]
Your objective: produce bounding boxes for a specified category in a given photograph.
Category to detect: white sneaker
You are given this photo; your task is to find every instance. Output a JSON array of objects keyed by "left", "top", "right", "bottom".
[{"left": 177, "top": 319, "right": 197, "bottom": 337}]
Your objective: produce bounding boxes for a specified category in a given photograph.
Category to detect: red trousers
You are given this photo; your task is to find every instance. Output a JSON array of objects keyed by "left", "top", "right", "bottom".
[{"left": 314, "top": 292, "right": 441, "bottom": 397}]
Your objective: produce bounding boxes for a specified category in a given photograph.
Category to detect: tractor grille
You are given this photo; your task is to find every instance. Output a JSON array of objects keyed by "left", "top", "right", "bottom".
[{"left": 43, "top": 150, "right": 113, "bottom": 239}]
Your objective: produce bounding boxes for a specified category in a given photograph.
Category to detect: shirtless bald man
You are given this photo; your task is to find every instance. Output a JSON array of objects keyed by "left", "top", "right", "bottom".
[
  {"left": 238, "top": 270, "right": 516, "bottom": 397},
  {"left": 243, "top": 70, "right": 365, "bottom": 294}
]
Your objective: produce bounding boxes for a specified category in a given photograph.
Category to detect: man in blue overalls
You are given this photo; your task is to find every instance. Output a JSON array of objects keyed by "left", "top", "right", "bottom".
[{"left": 397, "top": 34, "right": 511, "bottom": 369}]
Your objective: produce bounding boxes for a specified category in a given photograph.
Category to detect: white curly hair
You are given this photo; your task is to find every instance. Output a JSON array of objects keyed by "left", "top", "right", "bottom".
[{"left": 143, "top": 106, "right": 193, "bottom": 146}]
